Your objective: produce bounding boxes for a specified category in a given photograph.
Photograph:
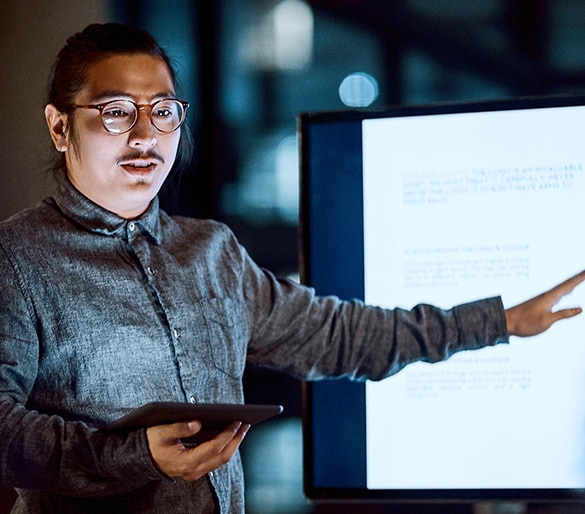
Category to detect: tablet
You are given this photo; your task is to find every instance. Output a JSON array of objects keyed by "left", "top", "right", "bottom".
[{"left": 105, "top": 402, "right": 283, "bottom": 445}]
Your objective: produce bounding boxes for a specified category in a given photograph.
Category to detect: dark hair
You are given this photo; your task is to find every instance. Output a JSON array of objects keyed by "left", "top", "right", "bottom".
[{"left": 47, "top": 23, "right": 193, "bottom": 174}]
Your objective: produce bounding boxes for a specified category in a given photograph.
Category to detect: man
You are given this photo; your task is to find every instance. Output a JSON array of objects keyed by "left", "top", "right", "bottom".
[{"left": 0, "top": 23, "right": 583, "bottom": 513}]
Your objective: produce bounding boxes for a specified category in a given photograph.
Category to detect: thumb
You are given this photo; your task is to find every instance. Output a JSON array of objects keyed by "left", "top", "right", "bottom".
[
  {"left": 154, "top": 419, "right": 202, "bottom": 442},
  {"left": 175, "top": 419, "right": 202, "bottom": 438},
  {"left": 552, "top": 306, "right": 583, "bottom": 322}
]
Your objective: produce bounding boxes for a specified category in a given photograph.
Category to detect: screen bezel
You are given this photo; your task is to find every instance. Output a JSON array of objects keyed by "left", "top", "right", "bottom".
[{"left": 298, "top": 94, "right": 585, "bottom": 504}]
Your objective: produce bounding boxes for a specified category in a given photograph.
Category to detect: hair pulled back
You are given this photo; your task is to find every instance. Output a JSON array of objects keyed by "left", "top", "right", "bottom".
[{"left": 48, "top": 23, "right": 177, "bottom": 111}]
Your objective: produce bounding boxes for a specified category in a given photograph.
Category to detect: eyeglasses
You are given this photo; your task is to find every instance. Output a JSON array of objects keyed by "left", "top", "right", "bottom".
[{"left": 72, "top": 98, "right": 189, "bottom": 134}]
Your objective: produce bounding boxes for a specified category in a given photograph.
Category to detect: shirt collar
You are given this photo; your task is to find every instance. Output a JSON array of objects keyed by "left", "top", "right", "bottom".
[{"left": 52, "top": 168, "right": 163, "bottom": 244}]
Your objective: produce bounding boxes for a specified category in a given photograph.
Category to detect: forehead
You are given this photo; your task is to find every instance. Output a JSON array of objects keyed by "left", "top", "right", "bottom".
[{"left": 79, "top": 53, "right": 175, "bottom": 101}]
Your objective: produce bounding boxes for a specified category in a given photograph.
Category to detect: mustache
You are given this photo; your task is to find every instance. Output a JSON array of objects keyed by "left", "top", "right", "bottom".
[{"left": 116, "top": 150, "right": 165, "bottom": 164}]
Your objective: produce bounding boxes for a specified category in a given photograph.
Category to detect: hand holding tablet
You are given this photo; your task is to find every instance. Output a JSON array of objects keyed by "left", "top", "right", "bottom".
[{"left": 105, "top": 402, "right": 283, "bottom": 445}]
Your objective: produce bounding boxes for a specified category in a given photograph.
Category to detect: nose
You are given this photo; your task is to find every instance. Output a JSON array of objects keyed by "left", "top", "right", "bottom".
[{"left": 127, "top": 108, "right": 157, "bottom": 148}]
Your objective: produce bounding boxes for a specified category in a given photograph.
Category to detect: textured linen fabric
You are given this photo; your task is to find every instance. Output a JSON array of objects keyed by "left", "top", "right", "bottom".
[{"left": 0, "top": 171, "right": 508, "bottom": 512}]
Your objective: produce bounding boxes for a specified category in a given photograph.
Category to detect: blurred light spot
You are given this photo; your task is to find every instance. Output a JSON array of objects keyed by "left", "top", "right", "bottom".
[
  {"left": 339, "top": 72, "right": 379, "bottom": 107},
  {"left": 274, "top": 135, "right": 299, "bottom": 224},
  {"left": 245, "top": 0, "right": 313, "bottom": 71},
  {"left": 242, "top": 418, "right": 310, "bottom": 513},
  {"left": 273, "top": 0, "right": 313, "bottom": 69},
  {"left": 222, "top": 132, "right": 299, "bottom": 225}
]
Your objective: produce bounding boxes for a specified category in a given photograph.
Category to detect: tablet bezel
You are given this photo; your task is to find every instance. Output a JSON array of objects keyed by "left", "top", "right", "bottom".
[{"left": 105, "top": 402, "right": 283, "bottom": 445}]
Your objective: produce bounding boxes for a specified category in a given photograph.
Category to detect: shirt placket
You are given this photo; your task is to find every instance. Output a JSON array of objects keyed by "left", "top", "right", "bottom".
[{"left": 124, "top": 220, "right": 211, "bottom": 405}]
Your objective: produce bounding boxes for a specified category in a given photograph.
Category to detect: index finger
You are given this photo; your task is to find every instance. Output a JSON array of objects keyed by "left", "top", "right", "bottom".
[{"left": 547, "top": 270, "right": 585, "bottom": 297}]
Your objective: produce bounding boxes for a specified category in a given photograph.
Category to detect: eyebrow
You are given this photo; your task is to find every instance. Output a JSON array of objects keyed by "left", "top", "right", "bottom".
[{"left": 88, "top": 89, "right": 177, "bottom": 103}]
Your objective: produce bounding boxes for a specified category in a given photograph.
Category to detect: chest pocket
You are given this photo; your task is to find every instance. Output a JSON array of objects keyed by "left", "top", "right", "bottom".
[{"left": 200, "top": 297, "right": 249, "bottom": 379}]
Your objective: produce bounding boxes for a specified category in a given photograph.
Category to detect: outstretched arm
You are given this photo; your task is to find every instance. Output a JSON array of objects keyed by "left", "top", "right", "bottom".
[{"left": 505, "top": 270, "right": 585, "bottom": 337}]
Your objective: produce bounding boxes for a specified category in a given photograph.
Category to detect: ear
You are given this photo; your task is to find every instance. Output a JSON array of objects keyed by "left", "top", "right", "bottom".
[{"left": 45, "top": 104, "right": 69, "bottom": 152}]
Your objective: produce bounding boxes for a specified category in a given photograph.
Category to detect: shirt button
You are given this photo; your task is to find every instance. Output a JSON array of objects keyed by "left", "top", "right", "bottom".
[
  {"left": 128, "top": 222, "right": 136, "bottom": 231},
  {"left": 173, "top": 328, "right": 181, "bottom": 339},
  {"left": 208, "top": 471, "right": 214, "bottom": 478},
  {"left": 189, "top": 396, "right": 196, "bottom": 404},
  {"left": 146, "top": 266, "right": 155, "bottom": 275}
]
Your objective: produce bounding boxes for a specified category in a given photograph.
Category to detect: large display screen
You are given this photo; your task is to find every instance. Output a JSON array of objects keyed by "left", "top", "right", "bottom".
[{"left": 299, "top": 95, "right": 585, "bottom": 503}]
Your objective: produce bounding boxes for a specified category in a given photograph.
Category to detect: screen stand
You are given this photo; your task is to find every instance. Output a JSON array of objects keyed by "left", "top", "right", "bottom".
[{"left": 474, "top": 502, "right": 527, "bottom": 514}]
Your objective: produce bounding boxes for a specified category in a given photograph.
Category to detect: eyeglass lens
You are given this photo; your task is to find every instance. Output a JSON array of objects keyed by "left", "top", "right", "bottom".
[{"left": 101, "top": 99, "right": 186, "bottom": 134}]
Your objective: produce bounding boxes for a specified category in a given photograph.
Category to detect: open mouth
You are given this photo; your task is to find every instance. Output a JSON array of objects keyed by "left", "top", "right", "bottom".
[
  {"left": 119, "top": 161, "right": 158, "bottom": 174},
  {"left": 117, "top": 151, "right": 165, "bottom": 176}
]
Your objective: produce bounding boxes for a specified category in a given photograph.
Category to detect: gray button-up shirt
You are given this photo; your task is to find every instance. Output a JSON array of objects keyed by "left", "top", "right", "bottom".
[{"left": 0, "top": 171, "right": 508, "bottom": 513}]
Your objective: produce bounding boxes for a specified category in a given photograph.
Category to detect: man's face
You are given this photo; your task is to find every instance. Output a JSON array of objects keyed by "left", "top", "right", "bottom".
[{"left": 48, "top": 53, "right": 181, "bottom": 219}]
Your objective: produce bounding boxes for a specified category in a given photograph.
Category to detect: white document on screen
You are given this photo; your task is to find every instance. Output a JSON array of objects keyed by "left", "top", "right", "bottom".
[{"left": 362, "top": 106, "right": 585, "bottom": 489}]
